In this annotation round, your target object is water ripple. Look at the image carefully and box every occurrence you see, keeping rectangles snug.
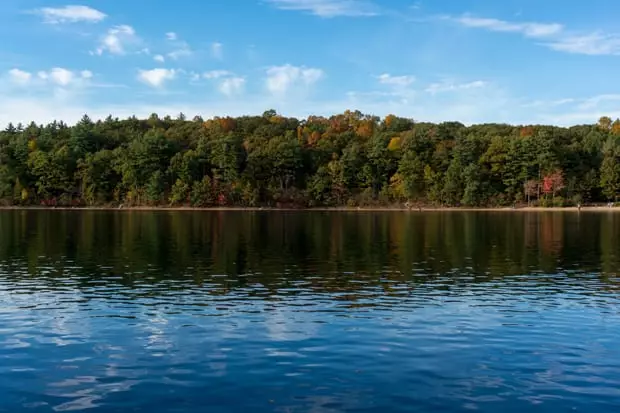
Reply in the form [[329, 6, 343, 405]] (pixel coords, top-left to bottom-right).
[[1, 211, 620, 412]]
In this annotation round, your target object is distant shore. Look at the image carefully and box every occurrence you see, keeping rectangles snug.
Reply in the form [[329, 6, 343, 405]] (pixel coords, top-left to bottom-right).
[[2, 205, 620, 212]]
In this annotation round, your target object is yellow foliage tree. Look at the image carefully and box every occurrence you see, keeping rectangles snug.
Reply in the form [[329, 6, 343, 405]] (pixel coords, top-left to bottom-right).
[[389, 172, 406, 199], [355, 120, 374, 138], [310, 131, 322, 145], [218, 117, 236, 132], [387, 137, 401, 151]]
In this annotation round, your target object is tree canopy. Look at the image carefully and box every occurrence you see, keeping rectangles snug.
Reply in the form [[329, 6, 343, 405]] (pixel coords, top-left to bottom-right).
[[1, 111, 619, 207]]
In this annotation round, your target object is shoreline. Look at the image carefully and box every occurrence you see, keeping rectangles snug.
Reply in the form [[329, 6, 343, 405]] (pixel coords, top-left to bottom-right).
[[2, 206, 620, 212]]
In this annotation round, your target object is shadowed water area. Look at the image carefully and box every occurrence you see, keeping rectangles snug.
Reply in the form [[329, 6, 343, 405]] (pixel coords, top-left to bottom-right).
[[1, 211, 619, 412]]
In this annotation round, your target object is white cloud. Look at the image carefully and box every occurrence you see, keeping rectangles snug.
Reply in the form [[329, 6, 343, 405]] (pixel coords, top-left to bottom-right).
[[32, 68, 93, 86], [266, 0, 378, 17], [49, 68, 74, 86], [211, 42, 223, 59], [167, 45, 192, 60], [452, 15, 563, 38], [545, 33, 620, 56], [8, 69, 32, 84], [0, 84, 618, 130], [166, 32, 177, 41], [34, 5, 106, 24], [137, 69, 176, 88], [202, 71, 245, 95], [95, 25, 138, 55], [154, 54, 165, 63], [7, 68, 94, 90], [425, 80, 487, 94], [219, 77, 246, 96], [266, 64, 324, 94], [378, 73, 415, 87], [203, 70, 232, 79]]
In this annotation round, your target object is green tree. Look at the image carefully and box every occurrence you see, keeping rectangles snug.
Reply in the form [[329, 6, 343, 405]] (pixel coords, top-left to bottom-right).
[[191, 176, 215, 207], [600, 139, 620, 201], [146, 170, 165, 204], [77, 150, 119, 205], [169, 179, 190, 205], [397, 151, 426, 200], [462, 163, 484, 206], [115, 130, 175, 203]]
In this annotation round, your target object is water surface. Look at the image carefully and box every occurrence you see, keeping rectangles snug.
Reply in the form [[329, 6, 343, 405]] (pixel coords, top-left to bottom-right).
[[1, 211, 619, 412]]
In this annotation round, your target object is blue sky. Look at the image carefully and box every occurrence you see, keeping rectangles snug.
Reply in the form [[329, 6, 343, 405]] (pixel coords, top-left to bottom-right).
[[1, 0, 620, 126]]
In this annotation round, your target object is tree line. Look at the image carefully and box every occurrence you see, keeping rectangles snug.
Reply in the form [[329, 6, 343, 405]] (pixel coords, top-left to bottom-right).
[[1, 110, 620, 208]]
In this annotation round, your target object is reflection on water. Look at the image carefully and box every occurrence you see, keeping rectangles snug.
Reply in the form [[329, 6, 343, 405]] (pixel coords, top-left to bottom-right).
[[0, 211, 619, 412]]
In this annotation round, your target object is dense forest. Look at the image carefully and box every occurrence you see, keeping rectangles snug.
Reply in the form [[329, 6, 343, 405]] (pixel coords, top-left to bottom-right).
[[1, 110, 620, 208]]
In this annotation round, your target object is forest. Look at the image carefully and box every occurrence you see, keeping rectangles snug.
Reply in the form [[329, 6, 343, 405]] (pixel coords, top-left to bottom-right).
[[1, 110, 620, 208]]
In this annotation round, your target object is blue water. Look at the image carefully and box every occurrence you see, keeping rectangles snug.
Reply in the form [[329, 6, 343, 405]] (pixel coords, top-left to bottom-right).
[[0, 211, 619, 412]]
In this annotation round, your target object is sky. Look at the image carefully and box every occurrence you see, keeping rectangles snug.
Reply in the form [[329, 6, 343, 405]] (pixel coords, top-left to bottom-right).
[[1, 0, 620, 127]]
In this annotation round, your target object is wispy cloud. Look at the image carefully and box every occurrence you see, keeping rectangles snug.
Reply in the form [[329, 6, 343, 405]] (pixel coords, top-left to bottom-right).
[[166, 33, 193, 60], [167, 45, 192, 60], [425, 80, 487, 94], [527, 95, 620, 125], [137, 68, 176, 88], [450, 15, 562, 38], [203, 70, 233, 79], [266, 0, 378, 18], [211, 42, 223, 59], [219, 77, 246, 96], [512, 95, 620, 124], [94, 25, 138, 55], [33, 5, 106, 24], [265, 64, 324, 95], [577, 94, 620, 110], [447, 13, 620, 56], [544, 33, 620, 56], [377, 73, 415, 87], [522, 98, 575, 108]]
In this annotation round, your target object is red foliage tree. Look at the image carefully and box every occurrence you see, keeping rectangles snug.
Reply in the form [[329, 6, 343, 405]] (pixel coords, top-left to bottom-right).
[[543, 170, 565, 197], [520, 126, 535, 137]]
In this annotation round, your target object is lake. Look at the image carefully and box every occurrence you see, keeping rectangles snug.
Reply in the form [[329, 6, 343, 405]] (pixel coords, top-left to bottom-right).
[[1, 210, 619, 412]]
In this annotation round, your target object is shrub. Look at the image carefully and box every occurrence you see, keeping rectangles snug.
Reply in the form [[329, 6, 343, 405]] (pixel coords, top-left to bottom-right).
[[540, 197, 552, 208], [552, 196, 565, 207]]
